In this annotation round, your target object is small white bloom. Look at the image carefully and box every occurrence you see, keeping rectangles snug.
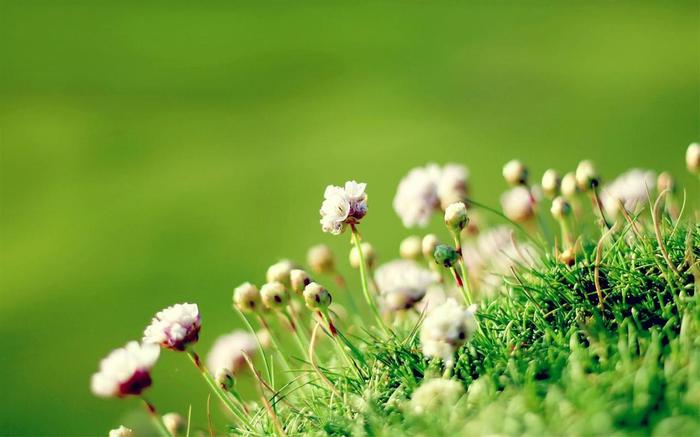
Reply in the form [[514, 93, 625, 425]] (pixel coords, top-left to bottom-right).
[[600, 169, 656, 218], [541, 169, 560, 197], [437, 163, 469, 209], [307, 244, 335, 274], [686, 142, 700, 174], [320, 181, 367, 235], [349, 241, 376, 269], [500, 186, 534, 223], [399, 235, 422, 260], [575, 160, 599, 191], [260, 281, 289, 309], [206, 330, 258, 374], [375, 260, 436, 311], [91, 341, 160, 398], [109, 425, 134, 437], [408, 378, 465, 414], [502, 159, 528, 186], [233, 282, 261, 313], [162, 413, 185, 436], [266, 260, 296, 286], [550, 196, 571, 220], [420, 299, 477, 365], [560, 172, 578, 198], [143, 303, 201, 351], [444, 201, 469, 232], [303, 281, 332, 310]]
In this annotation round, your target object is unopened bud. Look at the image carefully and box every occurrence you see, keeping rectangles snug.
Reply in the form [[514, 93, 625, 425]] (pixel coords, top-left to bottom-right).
[[686, 143, 700, 174], [657, 172, 675, 194], [307, 244, 335, 274], [541, 169, 561, 197], [433, 244, 459, 268], [260, 282, 289, 310], [349, 242, 376, 269], [560, 172, 578, 198], [399, 235, 422, 260], [575, 160, 599, 191], [215, 368, 235, 391], [290, 269, 310, 295], [162, 413, 185, 436], [266, 260, 295, 286], [502, 159, 528, 186], [444, 202, 469, 233], [109, 426, 133, 437], [550, 196, 571, 219], [421, 234, 440, 260], [500, 186, 534, 223], [303, 282, 332, 310], [233, 282, 261, 313]]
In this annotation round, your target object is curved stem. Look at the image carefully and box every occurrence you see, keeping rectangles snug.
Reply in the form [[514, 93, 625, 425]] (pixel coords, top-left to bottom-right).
[[140, 397, 172, 437], [350, 225, 387, 334]]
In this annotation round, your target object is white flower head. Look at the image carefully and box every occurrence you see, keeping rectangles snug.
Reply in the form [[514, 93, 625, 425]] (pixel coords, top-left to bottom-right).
[[206, 330, 258, 375], [143, 303, 201, 351], [575, 160, 599, 191], [541, 169, 561, 197], [600, 169, 656, 219], [560, 171, 578, 198], [502, 159, 528, 186], [437, 163, 469, 209], [408, 378, 465, 414], [260, 281, 289, 309], [500, 186, 535, 223], [686, 142, 700, 174], [320, 181, 367, 235], [233, 282, 261, 313], [91, 341, 160, 398], [420, 298, 477, 365], [376, 260, 436, 312], [109, 426, 134, 437]]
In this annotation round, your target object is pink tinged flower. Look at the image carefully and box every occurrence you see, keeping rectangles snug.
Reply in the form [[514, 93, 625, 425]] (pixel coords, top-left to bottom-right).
[[91, 341, 160, 398], [375, 259, 436, 311], [206, 330, 258, 374], [599, 169, 656, 218], [143, 303, 201, 351], [320, 180, 368, 235]]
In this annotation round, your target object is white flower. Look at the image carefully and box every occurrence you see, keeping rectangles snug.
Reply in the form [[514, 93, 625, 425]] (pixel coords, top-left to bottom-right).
[[420, 298, 477, 365], [393, 163, 469, 228], [600, 169, 656, 218], [500, 186, 534, 223], [109, 426, 134, 437], [91, 341, 160, 398], [375, 260, 435, 311], [143, 303, 201, 351], [408, 378, 465, 414], [320, 181, 367, 235], [444, 201, 468, 232], [206, 330, 258, 374]]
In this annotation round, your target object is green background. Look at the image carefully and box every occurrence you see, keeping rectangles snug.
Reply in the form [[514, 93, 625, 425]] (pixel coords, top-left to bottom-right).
[[1, 1, 697, 435]]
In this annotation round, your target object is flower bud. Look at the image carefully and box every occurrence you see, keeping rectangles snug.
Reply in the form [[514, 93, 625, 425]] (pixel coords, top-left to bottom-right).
[[290, 269, 310, 295], [303, 282, 332, 310], [307, 244, 335, 274], [502, 159, 528, 186], [260, 282, 289, 310], [444, 202, 469, 233], [541, 169, 560, 197], [233, 282, 261, 313], [215, 368, 235, 391], [575, 160, 599, 191], [686, 142, 700, 174], [558, 247, 575, 266], [500, 186, 534, 223], [560, 172, 578, 198], [421, 234, 440, 260], [109, 426, 133, 437], [399, 235, 422, 260], [162, 413, 185, 436], [550, 196, 571, 220], [657, 172, 675, 194], [349, 242, 376, 269], [433, 244, 459, 268], [266, 260, 295, 286]]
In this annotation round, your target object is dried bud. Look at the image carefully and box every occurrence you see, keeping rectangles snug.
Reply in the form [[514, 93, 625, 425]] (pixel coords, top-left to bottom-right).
[[686, 143, 700, 174], [444, 202, 469, 233], [575, 160, 599, 192], [502, 159, 528, 186], [307, 244, 335, 274], [290, 269, 311, 295], [303, 282, 332, 310], [541, 169, 561, 197], [399, 235, 422, 260], [260, 282, 289, 310], [162, 413, 185, 436], [233, 282, 261, 313], [550, 196, 571, 220], [349, 242, 376, 269], [109, 426, 134, 437], [560, 172, 578, 198], [433, 244, 459, 268], [421, 234, 440, 260], [657, 172, 675, 194], [215, 368, 235, 391]]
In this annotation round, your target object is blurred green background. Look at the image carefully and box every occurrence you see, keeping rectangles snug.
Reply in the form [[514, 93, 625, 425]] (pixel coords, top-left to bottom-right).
[[1, 1, 697, 434]]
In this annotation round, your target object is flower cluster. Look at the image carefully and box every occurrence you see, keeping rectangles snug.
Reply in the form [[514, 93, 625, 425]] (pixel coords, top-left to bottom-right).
[[374, 259, 436, 311], [206, 330, 258, 375], [420, 298, 477, 365], [320, 181, 368, 235], [143, 303, 201, 351], [91, 341, 160, 398]]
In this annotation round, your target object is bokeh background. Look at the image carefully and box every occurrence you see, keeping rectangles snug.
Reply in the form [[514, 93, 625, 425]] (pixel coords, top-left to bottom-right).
[[1, 1, 698, 434]]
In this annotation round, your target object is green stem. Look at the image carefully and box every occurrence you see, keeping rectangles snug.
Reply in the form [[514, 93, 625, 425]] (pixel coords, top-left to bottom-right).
[[235, 308, 272, 385], [140, 397, 172, 437], [350, 224, 388, 334], [451, 232, 473, 305], [186, 350, 248, 425]]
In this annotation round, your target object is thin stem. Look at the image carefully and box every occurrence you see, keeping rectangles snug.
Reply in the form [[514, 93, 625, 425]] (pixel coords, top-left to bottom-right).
[[451, 232, 473, 305], [350, 224, 387, 333], [235, 308, 272, 385], [141, 397, 172, 437], [450, 266, 470, 306], [591, 185, 612, 230], [256, 314, 294, 373]]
